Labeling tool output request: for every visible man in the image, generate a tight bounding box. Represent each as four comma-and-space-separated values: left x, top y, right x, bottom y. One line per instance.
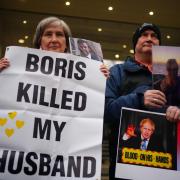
104, 23, 180, 179
77, 39, 100, 61
122, 118, 164, 152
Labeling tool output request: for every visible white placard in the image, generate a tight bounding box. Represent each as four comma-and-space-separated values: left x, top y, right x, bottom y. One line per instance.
0, 46, 106, 180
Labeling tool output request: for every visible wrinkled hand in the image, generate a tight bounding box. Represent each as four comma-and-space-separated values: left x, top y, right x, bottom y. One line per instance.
100, 64, 110, 78
166, 106, 180, 122
0, 57, 10, 71
144, 90, 166, 108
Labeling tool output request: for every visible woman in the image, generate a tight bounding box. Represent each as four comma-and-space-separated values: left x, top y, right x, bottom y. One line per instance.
0, 16, 109, 77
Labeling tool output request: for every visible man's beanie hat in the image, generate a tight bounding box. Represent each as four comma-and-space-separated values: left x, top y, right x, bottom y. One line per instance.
132, 23, 161, 51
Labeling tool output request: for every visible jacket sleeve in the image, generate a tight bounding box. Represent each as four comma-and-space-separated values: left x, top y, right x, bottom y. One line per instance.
104, 65, 149, 123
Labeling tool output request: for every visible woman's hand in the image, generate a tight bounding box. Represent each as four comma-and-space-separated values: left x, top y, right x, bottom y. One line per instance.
100, 64, 110, 78
0, 58, 10, 71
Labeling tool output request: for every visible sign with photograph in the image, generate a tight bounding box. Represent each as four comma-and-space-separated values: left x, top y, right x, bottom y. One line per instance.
69, 37, 103, 62
152, 46, 180, 106
0, 46, 106, 180
115, 107, 180, 180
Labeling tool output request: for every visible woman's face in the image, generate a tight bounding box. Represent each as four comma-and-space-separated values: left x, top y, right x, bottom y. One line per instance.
40, 22, 67, 53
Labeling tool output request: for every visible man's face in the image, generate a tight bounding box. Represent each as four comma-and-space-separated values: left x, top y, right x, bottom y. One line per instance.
140, 122, 154, 139
135, 30, 160, 54
79, 42, 90, 56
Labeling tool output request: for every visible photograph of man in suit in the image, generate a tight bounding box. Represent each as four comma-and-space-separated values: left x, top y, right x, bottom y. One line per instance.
122, 118, 165, 152
77, 39, 101, 61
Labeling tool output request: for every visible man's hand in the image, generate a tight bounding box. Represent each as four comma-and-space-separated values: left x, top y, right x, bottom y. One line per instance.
166, 106, 180, 122
144, 90, 166, 108
122, 124, 137, 140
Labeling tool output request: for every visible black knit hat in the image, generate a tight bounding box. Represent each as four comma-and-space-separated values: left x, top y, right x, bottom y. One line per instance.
132, 23, 161, 51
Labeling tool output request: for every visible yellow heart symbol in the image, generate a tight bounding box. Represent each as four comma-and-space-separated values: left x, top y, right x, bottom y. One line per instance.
16, 120, 24, 129
0, 118, 7, 126
5, 128, 14, 137
8, 111, 17, 120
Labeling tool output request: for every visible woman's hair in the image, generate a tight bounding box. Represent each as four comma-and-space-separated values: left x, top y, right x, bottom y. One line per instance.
166, 58, 178, 71
33, 16, 72, 52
